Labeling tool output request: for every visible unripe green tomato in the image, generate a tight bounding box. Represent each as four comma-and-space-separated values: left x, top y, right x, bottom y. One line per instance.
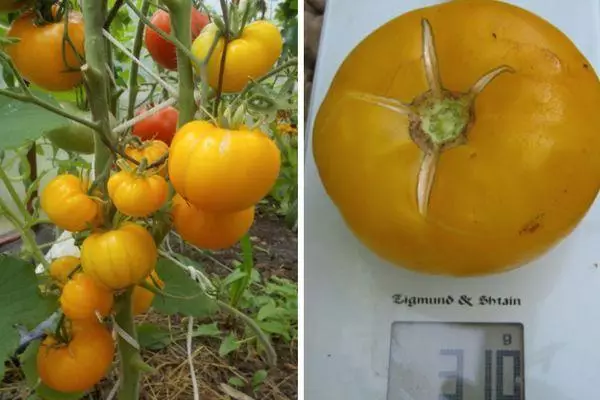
44, 102, 114, 155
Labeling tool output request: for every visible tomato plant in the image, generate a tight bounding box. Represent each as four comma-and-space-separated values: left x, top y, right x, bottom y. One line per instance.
108, 169, 168, 217
81, 222, 158, 290
37, 320, 114, 393
169, 120, 281, 213
312, 0, 600, 276
132, 104, 179, 144
6, 8, 85, 92
144, 8, 209, 71
0, 0, 297, 398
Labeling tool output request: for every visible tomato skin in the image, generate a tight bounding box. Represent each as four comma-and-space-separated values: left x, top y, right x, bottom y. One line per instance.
144, 9, 209, 70
37, 321, 114, 393
40, 174, 100, 232
81, 223, 157, 290
125, 140, 169, 176
7, 10, 85, 92
168, 121, 281, 213
132, 271, 164, 315
107, 170, 168, 217
60, 273, 114, 320
312, 0, 600, 276
171, 194, 254, 250
191, 21, 283, 93
49, 256, 80, 284
132, 105, 179, 145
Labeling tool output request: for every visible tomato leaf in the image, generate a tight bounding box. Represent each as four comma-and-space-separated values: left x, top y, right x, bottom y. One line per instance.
252, 369, 268, 388
0, 255, 58, 380
20, 341, 85, 400
152, 258, 218, 317
137, 323, 172, 350
0, 90, 70, 150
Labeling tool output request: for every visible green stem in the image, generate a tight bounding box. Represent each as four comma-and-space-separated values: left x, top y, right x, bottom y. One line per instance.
0, 88, 99, 130
164, 0, 197, 124
81, 1, 140, 400
114, 288, 141, 400
213, 0, 231, 116
230, 234, 253, 307
0, 161, 30, 220
230, 57, 297, 106
127, 0, 150, 120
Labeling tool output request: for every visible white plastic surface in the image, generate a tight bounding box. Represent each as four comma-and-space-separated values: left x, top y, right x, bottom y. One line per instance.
304, 1, 600, 399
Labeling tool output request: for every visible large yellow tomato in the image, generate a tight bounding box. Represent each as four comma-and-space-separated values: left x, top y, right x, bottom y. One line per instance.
312, 0, 600, 276
6, 9, 85, 92
168, 120, 280, 213
37, 320, 114, 393
191, 20, 283, 93
107, 170, 168, 217
80, 223, 157, 290
171, 194, 254, 250
40, 174, 100, 232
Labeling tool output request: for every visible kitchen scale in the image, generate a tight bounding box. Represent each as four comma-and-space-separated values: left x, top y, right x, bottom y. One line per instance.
303, 0, 600, 399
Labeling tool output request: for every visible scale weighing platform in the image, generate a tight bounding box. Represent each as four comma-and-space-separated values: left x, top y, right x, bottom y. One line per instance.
304, 0, 600, 399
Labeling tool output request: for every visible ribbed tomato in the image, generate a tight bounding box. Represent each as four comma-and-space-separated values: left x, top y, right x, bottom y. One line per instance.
37, 321, 114, 393
60, 272, 114, 321
191, 20, 283, 93
168, 120, 280, 213
80, 223, 157, 290
171, 194, 254, 250
107, 170, 168, 217
40, 174, 100, 232
49, 256, 80, 284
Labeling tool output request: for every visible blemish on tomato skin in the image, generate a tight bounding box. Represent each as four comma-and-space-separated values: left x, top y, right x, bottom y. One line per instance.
519, 213, 545, 235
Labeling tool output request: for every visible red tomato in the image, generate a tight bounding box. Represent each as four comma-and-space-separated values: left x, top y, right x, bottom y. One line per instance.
132, 105, 179, 145
144, 8, 210, 70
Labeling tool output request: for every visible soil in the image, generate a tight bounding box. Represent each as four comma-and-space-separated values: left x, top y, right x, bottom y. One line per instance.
0, 204, 298, 400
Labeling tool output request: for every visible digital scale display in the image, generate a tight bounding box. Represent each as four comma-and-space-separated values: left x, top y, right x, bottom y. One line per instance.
387, 322, 524, 400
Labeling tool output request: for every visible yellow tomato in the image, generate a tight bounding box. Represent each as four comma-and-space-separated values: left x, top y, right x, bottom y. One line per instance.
80, 223, 157, 290
107, 170, 168, 217
60, 272, 114, 320
169, 120, 281, 213
49, 256, 80, 284
132, 271, 164, 315
171, 194, 254, 250
191, 20, 283, 93
124, 140, 169, 176
312, 0, 600, 276
40, 174, 100, 232
6, 9, 85, 91
37, 320, 114, 393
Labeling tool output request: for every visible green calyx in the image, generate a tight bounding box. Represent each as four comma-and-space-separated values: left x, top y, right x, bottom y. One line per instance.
417, 94, 471, 147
